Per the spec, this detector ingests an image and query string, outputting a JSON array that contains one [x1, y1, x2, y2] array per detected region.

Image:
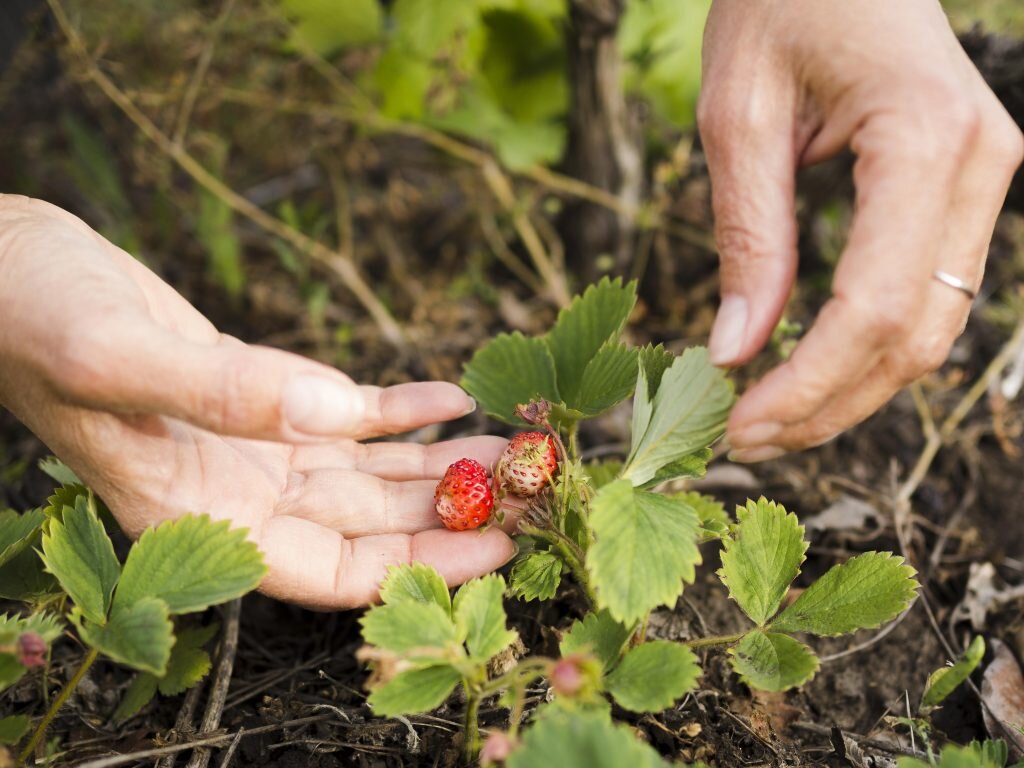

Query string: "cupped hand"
[[0, 195, 515, 609], [698, 0, 1024, 460]]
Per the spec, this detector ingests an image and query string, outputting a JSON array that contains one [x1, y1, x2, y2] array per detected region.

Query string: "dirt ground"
[[2, 3, 1024, 767]]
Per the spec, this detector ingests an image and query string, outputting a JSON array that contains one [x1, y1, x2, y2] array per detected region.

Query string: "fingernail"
[[709, 294, 748, 366], [729, 421, 784, 447], [463, 397, 478, 415], [729, 445, 786, 463], [283, 375, 365, 435]]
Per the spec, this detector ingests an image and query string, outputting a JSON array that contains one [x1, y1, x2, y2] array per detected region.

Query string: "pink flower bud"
[[480, 731, 518, 766], [17, 632, 47, 669]]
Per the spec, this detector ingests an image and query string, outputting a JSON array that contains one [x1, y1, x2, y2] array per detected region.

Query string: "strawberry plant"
[[358, 278, 921, 766], [0, 478, 266, 760]]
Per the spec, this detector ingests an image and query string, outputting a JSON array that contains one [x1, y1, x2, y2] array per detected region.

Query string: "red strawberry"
[[497, 431, 558, 497], [435, 459, 494, 531]]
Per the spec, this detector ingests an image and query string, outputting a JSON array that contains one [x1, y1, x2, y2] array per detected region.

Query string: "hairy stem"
[[684, 632, 745, 650], [19, 646, 99, 763], [462, 685, 481, 766]]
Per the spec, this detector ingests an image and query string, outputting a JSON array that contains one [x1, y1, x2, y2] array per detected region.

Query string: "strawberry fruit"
[[497, 431, 558, 497], [435, 458, 495, 531]]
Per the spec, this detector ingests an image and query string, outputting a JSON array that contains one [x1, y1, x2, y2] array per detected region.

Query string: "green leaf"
[[379, 563, 452, 616], [770, 551, 919, 636], [623, 348, 733, 486], [112, 673, 158, 723], [507, 708, 671, 768], [0, 714, 30, 745], [0, 546, 57, 601], [573, 343, 639, 417], [922, 636, 986, 711], [40, 495, 121, 625], [637, 344, 675, 401], [367, 663, 462, 717], [115, 515, 266, 615], [0, 654, 26, 693], [372, 48, 434, 119], [729, 631, 819, 692], [197, 143, 245, 301], [0, 612, 63, 644], [588, 481, 701, 625], [559, 610, 632, 672], [544, 278, 637, 408], [81, 597, 174, 675], [158, 623, 219, 696], [360, 600, 459, 655], [509, 551, 563, 602], [38, 456, 81, 486], [718, 498, 807, 627], [606, 641, 700, 713], [281, 0, 382, 56], [392, 0, 476, 57], [583, 461, 623, 490], [43, 483, 88, 520], [461, 332, 559, 424], [0, 508, 45, 568], [453, 575, 517, 661], [898, 744, 1009, 768], [674, 491, 730, 538], [639, 448, 713, 489]]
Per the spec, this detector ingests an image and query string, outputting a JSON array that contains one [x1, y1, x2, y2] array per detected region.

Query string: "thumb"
[[700, 100, 800, 367], [58, 322, 367, 441]]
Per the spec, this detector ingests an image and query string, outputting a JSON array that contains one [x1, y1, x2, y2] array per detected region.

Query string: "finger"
[[727, 110, 966, 445], [257, 516, 517, 610], [290, 435, 508, 480], [276, 471, 440, 536], [351, 382, 479, 440], [699, 79, 801, 365]]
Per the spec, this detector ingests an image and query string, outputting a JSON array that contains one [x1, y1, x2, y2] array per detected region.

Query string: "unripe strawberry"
[[16, 632, 47, 669], [435, 459, 494, 531], [549, 653, 602, 700], [497, 432, 558, 497], [480, 731, 518, 766]]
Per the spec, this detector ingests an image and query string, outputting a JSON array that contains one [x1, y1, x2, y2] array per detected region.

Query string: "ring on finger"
[[932, 270, 977, 300]]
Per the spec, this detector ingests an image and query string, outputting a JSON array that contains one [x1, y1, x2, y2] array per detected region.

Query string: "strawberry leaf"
[[361, 600, 460, 656], [0, 546, 57, 601], [606, 640, 700, 713], [453, 574, 517, 662], [367, 664, 462, 717], [115, 515, 266, 616], [0, 508, 45, 568], [157, 622, 219, 696], [770, 551, 919, 636], [729, 630, 819, 692], [281, 0, 382, 56], [379, 563, 452, 617], [573, 342, 639, 417], [922, 635, 985, 712], [38, 456, 81, 486], [718, 498, 806, 627], [0, 612, 63, 644], [544, 277, 637, 408], [112, 673, 159, 724], [461, 332, 559, 424], [587, 481, 701, 626], [81, 597, 174, 676], [559, 610, 632, 672], [0, 714, 30, 745], [623, 348, 733, 487], [40, 494, 120, 625], [509, 551, 563, 602]]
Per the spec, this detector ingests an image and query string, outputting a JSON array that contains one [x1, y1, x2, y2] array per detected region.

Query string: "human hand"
[[0, 195, 516, 609], [698, 0, 1024, 461]]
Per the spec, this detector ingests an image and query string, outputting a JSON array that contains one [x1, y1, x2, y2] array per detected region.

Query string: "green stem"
[[521, 525, 597, 608], [684, 631, 745, 650], [478, 657, 552, 699], [567, 422, 579, 462], [463, 685, 480, 767], [19, 647, 99, 764]]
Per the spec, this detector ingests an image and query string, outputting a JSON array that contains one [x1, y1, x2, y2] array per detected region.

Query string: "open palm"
[[0, 196, 515, 608]]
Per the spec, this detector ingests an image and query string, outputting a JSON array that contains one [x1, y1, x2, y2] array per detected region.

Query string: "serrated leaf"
[[559, 610, 632, 672], [543, 278, 637, 408], [573, 343, 639, 416], [158, 623, 219, 696], [583, 461, 623, 490], [115, 515, 266, 615], [453, 575, 517, 661], [0, 508, 45, 568], [718, 498, 807, 627], [0, 546, 57, 600], [606, 640, 700, 713], [588, 481, 701, 625], [38, 456, 81, 486], [509, 551, 563, 602], [921, 636, 985, 711], [43, 484, 88, 520], [639, 448, 713, 488], [770, 552, 919, 636], [461, 332, 559, 424], [507, 708, 671, 768], [674, 491, 730, 538], [112, 673, 158, 723], [367, 664, 462, 717], [81, 597, 174, 675], [0, 612, 63, 644], [0, 714, 30, 745], [360, 601, 459, 656], [637, 344, 675, 400], [379, 563, 452, 616], [729, 631, 819, 692], [41, 495, 120, 625], [623, 348, 733, 487]]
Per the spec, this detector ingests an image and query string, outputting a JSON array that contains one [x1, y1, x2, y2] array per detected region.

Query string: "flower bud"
[[16, 632, 47, 669], [480, 731, 518, 766], [549, 653, 601, 699], [514, 400, 551, 426]]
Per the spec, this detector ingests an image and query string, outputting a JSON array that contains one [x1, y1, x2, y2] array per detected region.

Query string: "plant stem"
[[462, 685, 481, 767], [684, 632, 745, 650], [19, 646, 99, 763], [521, 525, 597, 607], [567, 422, 580, 462]]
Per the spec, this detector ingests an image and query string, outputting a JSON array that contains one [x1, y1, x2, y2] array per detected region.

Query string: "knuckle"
[[887, 79, 980, 165], [208, 354, 266, 431], [900, 338, 952, 378], [58, 325, 113, 401], [843, 292, 915, 339], [986, 112, 1024, 171]]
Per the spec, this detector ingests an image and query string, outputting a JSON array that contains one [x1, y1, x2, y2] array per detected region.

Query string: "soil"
[[2, 4, 1024, 767]]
